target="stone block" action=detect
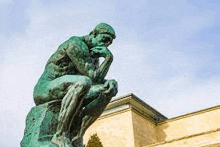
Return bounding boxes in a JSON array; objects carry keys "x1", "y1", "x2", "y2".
[{"x1": 21, "y1": 100, "x2": 61, "y2": 147}]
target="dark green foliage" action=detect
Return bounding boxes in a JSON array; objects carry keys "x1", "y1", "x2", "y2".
[{"x1": 86, "y1": 133, "x2": 103, "y2": 147}]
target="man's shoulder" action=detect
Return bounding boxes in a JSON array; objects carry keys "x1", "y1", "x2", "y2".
[
  {"x1": 66, "y1": 36, "x2": 89, "y2": 55},
  {"x1": 68, "y1": 36, "x2": 79, "y2": 41},
  {"x1": 68, "y1": 36, "x2": 84, "y2": 45}
]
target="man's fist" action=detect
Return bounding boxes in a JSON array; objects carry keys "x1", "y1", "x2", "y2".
[
  {"x1": 103, "y1": 79, "x2": 118, "y2": 97},
  {"x1": 90, "y1": 46, "x2": 113, "y2": 58}
]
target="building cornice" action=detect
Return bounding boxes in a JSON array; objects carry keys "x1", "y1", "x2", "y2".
[
  {"x1": 158, "y1": 105, "x2": 220, "y2": 125},
  {"x1": 99, "y1": 93, "x2": 167, "y2": 123},
  {"x1": 100, "y1": 93, "x2": 219, "y2": 125}
]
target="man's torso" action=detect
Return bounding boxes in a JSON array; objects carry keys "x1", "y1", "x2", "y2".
[{"x1": 38, "y1": 37, "x2": 99, "y2": 82}]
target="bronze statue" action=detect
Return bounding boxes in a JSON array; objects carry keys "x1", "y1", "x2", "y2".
[{"x1": 33, "y1": 23, "x2": 118, "y2": 147}]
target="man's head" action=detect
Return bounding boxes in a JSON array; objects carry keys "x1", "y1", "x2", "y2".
[
  {"x1": 91, "y1": 23, "x2": 116, "y2": 39},
  {"x1": 89, "y1": 23, "x2": 116, "y2": 47}
]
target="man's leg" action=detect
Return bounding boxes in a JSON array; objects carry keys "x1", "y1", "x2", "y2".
[
  {"x1": 71, "y1": 79, "x2": 118, "y2": 144},
  {"x1": 46, "y1": 75, "x2": 92, "y2": 147}
]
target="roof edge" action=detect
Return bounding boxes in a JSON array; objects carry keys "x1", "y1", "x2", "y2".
[
  {"x1": 102, "y1": 93, "x2": 168, "y2": 123},
  {"x1": 158, "y1": 105, "x2": 220, "y2": 125}
]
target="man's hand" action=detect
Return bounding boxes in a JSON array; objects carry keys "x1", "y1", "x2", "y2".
[
  {"x1": 90, "y1": 46, "x2": 113, "y2": 83},
  {"x1": 103, "y1": 79, "x2": 118, "y2": 97},
  {"x1": 90, "y1": 46, "x2": 113, "y2": 59}
]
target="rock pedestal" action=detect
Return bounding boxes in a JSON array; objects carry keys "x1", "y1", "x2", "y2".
[{"x1": 21, "y1": 100, "x2": 61, "y2": 147}]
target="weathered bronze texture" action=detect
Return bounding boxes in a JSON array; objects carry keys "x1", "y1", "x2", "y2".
[{"x1": 21, "y1": 23, "x2": 118, "y2": 147}]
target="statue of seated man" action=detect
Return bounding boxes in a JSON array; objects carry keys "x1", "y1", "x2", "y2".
[{"x1": 33, "y1": 23, "x2": 118, "y2": 147}]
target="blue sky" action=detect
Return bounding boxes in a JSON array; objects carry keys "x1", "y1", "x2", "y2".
[{"x1": 1, "y1": 0, "x2": 220, "y2": 146}]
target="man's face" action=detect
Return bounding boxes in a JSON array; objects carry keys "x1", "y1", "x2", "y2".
[{"x1": 91, "y1": 33, "x2": 113, "y2": 47}]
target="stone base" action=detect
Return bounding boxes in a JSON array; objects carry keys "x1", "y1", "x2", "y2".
[{"x1": 21, "y1": 100, "x2": 61, "y2": 147}]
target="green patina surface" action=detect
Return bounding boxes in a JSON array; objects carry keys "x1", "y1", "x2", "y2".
[
  {"x1": 21, "y1": 23, "x2": 118, "y2": 147},
  {"x1": 21, "y1": 100, "x2": 60, "y2": 147}
]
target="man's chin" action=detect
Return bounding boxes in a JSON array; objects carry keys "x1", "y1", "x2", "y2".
[{"x1": 90, "y1": 51, "x2": 101, "y2": 58}]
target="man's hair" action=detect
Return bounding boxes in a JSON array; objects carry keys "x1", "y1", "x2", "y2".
[{"x1": 90, "y1": 23, "x2": 116, "y2": 39}]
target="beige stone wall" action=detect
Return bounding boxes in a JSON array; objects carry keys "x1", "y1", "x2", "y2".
[
  {"x1": 156, "y1": 107, "x2": 220, "y2": 142},
  {"x1": 84, "y1": 110, "x2": 135, "y2": 147},
  {"x1": 132, "y1": 111, "x2": 157, "y2": 147},
  {"x1": 144, "y1": 129, "x2": 220, "y2": 147},
  {"x1": 83, "y1": 94, "x2": 219, "y2": 147},
  {"x1": 203, "y1": 143, "x2": 220, "y2": 147}
]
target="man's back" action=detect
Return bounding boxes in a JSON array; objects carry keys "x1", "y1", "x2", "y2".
[{"x1": 37, "y1": 36, "x2": 99, "y2": 82}]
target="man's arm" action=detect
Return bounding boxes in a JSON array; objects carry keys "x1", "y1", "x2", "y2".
[
  {"x1": 66, "y1": 38, "x2": 113, "y2": 83},
  {"x1": 90, "y1": 46, "x2": 113, "y2": 83}
]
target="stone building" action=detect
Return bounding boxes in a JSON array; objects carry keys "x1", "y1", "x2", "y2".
[{"x1": 84, "y1": 93, "x2": 220, "y2": 147}]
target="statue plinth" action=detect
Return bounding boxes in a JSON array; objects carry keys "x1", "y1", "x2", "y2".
[{"x1": 21, "y1": 100, "x2": 61, "y2": 147}]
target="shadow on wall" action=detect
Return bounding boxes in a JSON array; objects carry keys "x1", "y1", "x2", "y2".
[
  {"x1": 156, "y1": 122, "x2": 169, "y2": 143},
  {"x1": 202, "y1": 143, "x2": 220, "y2": 147}
]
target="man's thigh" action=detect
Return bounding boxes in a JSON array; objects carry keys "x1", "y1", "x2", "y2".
[{"x1": 34, "y1": 75, "x2": 91, "y2": 105}]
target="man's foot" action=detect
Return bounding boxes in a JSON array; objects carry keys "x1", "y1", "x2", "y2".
[
  {"x1": 71, "y1": 136, "x2": 83, "y2": 147},
  {"x1": 51, "y1": 134, "x2": 73, "y2": 147}
]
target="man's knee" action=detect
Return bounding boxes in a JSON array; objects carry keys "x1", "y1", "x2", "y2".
[
  {"x1": 106, "y1": 80, "x2": 118, "y2": 97},
  {"x1": 76, "y1": 76, "x2": 92, "y2": 90}
]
